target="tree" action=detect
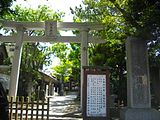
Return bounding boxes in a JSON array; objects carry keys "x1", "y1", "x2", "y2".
[
  {"x1": 51, "y1": 43, "x2": 72, "y2": 81},
  {"x1": 50, "y1": 42, "x2": 81, "y2": 95},
  {"x1": 70, "y1": 0, "x2": 160, "y2": 104},
  {"x1": 51, "y1": 43, "x2": 81, "y2": 87},
  {"x1": 110, "y1": 0, "x2": 160, "y2": 105},
  {"x1": 70, "y1": 0, "x2": 127, "y2": 102},
  {"x1": 0, "y1": 0, "x2": 14, "y2": 15},
  {"x1": 1, "y1": 5, "x2": 64, "y2": 97}
]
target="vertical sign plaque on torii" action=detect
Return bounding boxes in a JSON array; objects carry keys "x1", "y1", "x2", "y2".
[{"x1": 83, "y1": 66, "x2": 110, "y2": 120}]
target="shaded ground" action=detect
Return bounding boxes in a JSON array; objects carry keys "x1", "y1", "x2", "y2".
[
  {"x1": 49, "y1": 94, "x2": 82, "y2": 120},
  {"x1": 48, "y1": 93, "x2": 121, "y2": 120}
]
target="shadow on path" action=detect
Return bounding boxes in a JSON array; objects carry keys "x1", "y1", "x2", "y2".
[{"x1": 49, "y1": 94, "x2": 82, "y2": 120}]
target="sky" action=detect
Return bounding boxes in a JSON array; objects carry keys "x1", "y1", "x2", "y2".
[
  {"x1": 12, "y1": 0, "x2": 83, "y2": 22},
  {"x1": 11, "y1": 0, "x2": 83, "y2": 74},
  {"x1": 12, "y1": 0, "x2": 83, "y2": 36}
]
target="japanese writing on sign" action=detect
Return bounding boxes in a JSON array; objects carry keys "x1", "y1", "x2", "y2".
[{"x1": 87, "y1": 74, "x2": 106, "y2": 117}]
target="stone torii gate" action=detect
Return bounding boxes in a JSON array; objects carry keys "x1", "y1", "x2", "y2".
[{"x1": 0, "y1": 21, "x2": 105, "y2": 102}]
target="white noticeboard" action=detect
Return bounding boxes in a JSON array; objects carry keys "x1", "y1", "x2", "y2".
[{"x1": 87, "y1": 74, "x2": 106, "y2": 117}]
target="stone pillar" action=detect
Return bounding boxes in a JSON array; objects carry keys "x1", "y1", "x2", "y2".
[
  {"x1": 80, "y1": 30, "x2": 88, "y2": 108},
  {"x1": 120, "y1": 37, "x2": 160, "y2": 120},
  {"x1": 46, "y1": 85, "x2": 49, "y2": 97},
  {"x1": 9, "y1": 26, "x2": 25, "y2": 97}
]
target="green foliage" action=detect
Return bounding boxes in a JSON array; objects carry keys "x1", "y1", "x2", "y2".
[
  {"x1": 126, "y1": 0, "x2": 160, "y2": 29},
  {"x1": 124, "y1": 0, "x2": 160, "y2": 67},
  {"x1": 1, "y1": 5, "x2": 64, "y2": 21},
  {"x1": 52, "y1": 60, "x2": 72, "y2": 82},
  {"x1": 70, "y1": 0, "x2": 128, "y2": 99},
  {"x1": 0, "y1": 0, "x2": 14, "y2": 15},
  {"x1": 70, "y1": 0, "x2": 160, "y2": 101},
  {"x1": 68, "y1": 43, "x2": 81, "y2": 69},
  {"x1": 3, "y1": 57, "x2": 11, "y2": 66},
  {"x1": 51, "y1": 43, "x2": 81, "y2": 83},
  {"x1": 51, "y1": 43, "x2": 69, "y2": 63}
]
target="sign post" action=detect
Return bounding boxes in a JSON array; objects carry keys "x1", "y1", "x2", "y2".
[{"x1": 82, "y1": 66, "x2": 110, "y2": 120}]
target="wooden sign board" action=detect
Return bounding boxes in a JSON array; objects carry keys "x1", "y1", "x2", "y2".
[{"x1": 82, "y1": 66, "x2": 110, "y2": 120}]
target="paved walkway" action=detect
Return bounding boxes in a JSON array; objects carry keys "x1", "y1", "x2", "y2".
[
  {"x1": 48, "y1": 93, "x2": 120, "y2": 120},
  {"x1": 49, "y1": 94, "x2": 82, "y2": 120}
]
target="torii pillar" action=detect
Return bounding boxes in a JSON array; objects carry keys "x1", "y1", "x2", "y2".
[
  {"x1": 9, "y1": 26, "x2": 25, "y2": 97},
  {"x1": 120, "y1": 37, "x2": 160, "y2": 120},
  {"x1": 80, "y1": 29, "x2": 89, "y2": 107}
]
